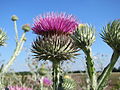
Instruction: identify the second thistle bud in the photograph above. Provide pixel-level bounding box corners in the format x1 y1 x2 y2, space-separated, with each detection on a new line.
71 24 96 49
38 65 48 76
22 24 31 32
11 15 18 21
62 75 76 90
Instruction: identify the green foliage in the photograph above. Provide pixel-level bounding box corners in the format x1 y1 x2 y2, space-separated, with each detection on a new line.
71 24 97 90
37 65 48 76
62 77 76 90
1 13 120 90
101 20 120 52
0 29 7 46
71 24 96 49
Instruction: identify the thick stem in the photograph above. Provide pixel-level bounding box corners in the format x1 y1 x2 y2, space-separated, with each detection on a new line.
83 47 97 90
97 51 120 90
52 61 60 90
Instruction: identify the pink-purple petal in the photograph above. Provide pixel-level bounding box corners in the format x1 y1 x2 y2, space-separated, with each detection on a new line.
32 12 78 35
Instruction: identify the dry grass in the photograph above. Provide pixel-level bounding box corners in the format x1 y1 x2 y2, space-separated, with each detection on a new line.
69 72 120 90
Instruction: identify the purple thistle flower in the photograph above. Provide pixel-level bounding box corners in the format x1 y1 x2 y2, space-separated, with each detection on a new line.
32 12 78 35
43 77 53 87
6 86 32 90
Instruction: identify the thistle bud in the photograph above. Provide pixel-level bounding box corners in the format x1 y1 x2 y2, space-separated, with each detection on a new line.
71 24 96 49
101 20 120 52
62 75 76 90
38 65 48 76
11 15 18 21
22 24 31 32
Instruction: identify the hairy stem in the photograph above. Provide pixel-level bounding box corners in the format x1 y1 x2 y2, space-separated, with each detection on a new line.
97 51 120 90
52 61 60 90
14 21 19 45
83 47 97 90
0 32 26 74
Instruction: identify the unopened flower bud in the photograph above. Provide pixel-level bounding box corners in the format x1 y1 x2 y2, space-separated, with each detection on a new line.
22 24 31 32
38 65 48 76
11 15 18 21
62 75 76 90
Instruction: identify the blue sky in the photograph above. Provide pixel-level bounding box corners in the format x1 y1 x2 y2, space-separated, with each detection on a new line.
0 0 120 71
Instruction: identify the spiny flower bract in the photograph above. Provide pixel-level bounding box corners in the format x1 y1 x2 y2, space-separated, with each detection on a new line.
71 24 96 49
32 12 78 36
0 29 7 46
101 20 120 52
31 35 79 62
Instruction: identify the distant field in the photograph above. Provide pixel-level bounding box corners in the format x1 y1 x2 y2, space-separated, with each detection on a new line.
69 72 120 90
3 72 120 90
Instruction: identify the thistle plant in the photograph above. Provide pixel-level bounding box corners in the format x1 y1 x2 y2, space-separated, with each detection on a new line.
31 12 79 90
0 29 7 46
71 20 120 90
62 75 76 90
97 20 120 90
71 24 97 90
0 15 30 89
37 65 48 90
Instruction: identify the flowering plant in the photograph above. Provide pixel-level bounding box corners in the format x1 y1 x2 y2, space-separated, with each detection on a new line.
31 12 79 90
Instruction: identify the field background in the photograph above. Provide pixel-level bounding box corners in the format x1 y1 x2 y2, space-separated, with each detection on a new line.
70 72 120 90
4 72 120 90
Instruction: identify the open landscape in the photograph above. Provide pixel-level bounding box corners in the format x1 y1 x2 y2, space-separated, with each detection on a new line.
0 0 120 90
2 72 120 90
70 73 120 90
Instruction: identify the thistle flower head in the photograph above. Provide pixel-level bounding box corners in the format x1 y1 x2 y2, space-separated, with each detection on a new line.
0 29 7 46
71 24 96 49
43 77 53 87
101 20 120 52
6 86 32 90
32 12 78 36
31 35 79 62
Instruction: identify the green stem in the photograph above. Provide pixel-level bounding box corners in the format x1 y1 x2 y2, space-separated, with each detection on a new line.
0 32 26 89
52 61 60 90
40 76 44 90
97 51 120 90
14 21 19 45
0 32 26 74
83 47 97 90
